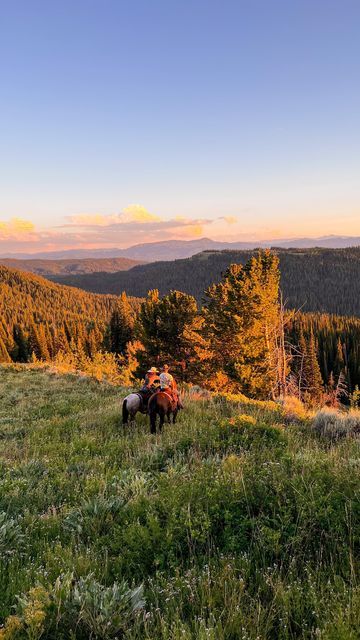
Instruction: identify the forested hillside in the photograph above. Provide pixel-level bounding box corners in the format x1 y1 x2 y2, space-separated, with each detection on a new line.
51 247 360 316
0 266 134 363
288 311 360 398
3 254 360 400
0 256 144 276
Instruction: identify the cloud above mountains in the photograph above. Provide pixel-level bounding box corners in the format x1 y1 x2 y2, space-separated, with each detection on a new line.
65 204 162 227
0 218 36 238
0 206 238 253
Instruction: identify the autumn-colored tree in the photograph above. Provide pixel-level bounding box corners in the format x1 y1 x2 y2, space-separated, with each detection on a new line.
203 251 281 398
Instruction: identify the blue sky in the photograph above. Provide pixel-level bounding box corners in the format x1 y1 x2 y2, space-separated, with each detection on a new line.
1 0 360 252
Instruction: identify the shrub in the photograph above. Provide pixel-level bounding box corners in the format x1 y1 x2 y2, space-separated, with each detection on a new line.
214 391 282 414
220 414 286 450
280 395 308 423
312 408 360 440
0 512 24 559
0 574 144 640
182 384 212 401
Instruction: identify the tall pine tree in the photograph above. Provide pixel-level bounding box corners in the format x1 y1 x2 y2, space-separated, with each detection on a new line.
203 251 280 398
12 325 29 362
137 289 208 380
29 323 50 361
106 292 135 355
0 336 11 363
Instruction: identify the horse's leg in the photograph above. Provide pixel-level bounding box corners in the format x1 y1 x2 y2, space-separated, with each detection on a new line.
172 409 178 424
166 409 172 424
122 399 129 425
150 410 157 435
159 409 165 432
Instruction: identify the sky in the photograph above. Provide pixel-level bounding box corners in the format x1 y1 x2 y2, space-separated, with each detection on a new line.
1 0 360 253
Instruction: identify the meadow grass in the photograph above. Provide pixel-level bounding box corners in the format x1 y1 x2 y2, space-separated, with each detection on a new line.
0 366 359 639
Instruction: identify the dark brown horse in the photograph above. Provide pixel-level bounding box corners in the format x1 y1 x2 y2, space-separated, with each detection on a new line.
148 391 178 434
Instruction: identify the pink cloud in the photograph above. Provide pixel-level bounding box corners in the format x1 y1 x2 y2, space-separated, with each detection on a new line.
0 207 248 254
65 204 162 227
0 208 214 254
0 218 36 239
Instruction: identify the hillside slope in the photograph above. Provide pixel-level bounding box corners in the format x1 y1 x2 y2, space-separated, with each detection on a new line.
0 256 144 276
0 367 359 638
52 247 360 316
0 265 122 360
0 264 118 327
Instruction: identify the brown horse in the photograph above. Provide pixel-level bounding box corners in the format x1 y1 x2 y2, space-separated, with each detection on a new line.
148 391 178 434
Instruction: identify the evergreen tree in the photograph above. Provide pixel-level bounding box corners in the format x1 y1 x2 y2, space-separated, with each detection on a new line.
86 328 98 358
298 329 324 405
334 338 345 377
203 251 281 398
0 336 11 363
54 326 70 353
106 292 134 355
29 323 50 361
136 289 162 367
12 325 29 362
137 289 208 380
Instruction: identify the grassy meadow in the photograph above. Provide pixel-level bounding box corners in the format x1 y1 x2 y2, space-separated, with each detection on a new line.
0 366 359 639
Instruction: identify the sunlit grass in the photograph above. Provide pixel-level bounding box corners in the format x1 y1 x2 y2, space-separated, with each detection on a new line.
0 367 359 639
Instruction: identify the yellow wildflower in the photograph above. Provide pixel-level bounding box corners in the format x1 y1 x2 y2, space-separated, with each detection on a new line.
0 615 23 639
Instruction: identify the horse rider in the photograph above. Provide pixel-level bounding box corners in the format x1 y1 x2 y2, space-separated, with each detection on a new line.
138 366 160 409
143 366 160 390
159 364 182 409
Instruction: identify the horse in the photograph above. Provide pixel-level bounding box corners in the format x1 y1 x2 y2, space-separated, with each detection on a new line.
148 391 178 434
122 392 147 425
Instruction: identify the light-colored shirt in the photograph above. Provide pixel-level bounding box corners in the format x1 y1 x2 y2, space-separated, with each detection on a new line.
160 372 173 389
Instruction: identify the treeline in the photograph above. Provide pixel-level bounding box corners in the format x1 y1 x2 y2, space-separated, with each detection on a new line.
51 246 360 317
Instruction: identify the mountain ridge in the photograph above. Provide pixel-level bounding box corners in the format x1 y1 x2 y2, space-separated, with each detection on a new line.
0 256 145 276
2 234 360 262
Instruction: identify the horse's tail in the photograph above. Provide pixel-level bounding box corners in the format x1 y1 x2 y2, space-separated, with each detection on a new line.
122 398 129 425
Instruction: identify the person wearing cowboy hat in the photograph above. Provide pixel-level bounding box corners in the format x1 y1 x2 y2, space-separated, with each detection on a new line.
137 367 160 411
159 364 174 391
144 366 160 388
160 365 183 409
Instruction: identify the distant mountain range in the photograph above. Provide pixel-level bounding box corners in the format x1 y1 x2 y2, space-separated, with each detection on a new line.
0 256 144 276
50 247 360 317
2 235 360 263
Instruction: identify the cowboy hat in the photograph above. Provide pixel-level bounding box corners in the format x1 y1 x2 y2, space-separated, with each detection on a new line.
147 366 158 373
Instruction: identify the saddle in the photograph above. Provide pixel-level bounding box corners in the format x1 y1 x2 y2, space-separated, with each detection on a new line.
160 390 175 405
136 389 152 412
152 389 178 412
